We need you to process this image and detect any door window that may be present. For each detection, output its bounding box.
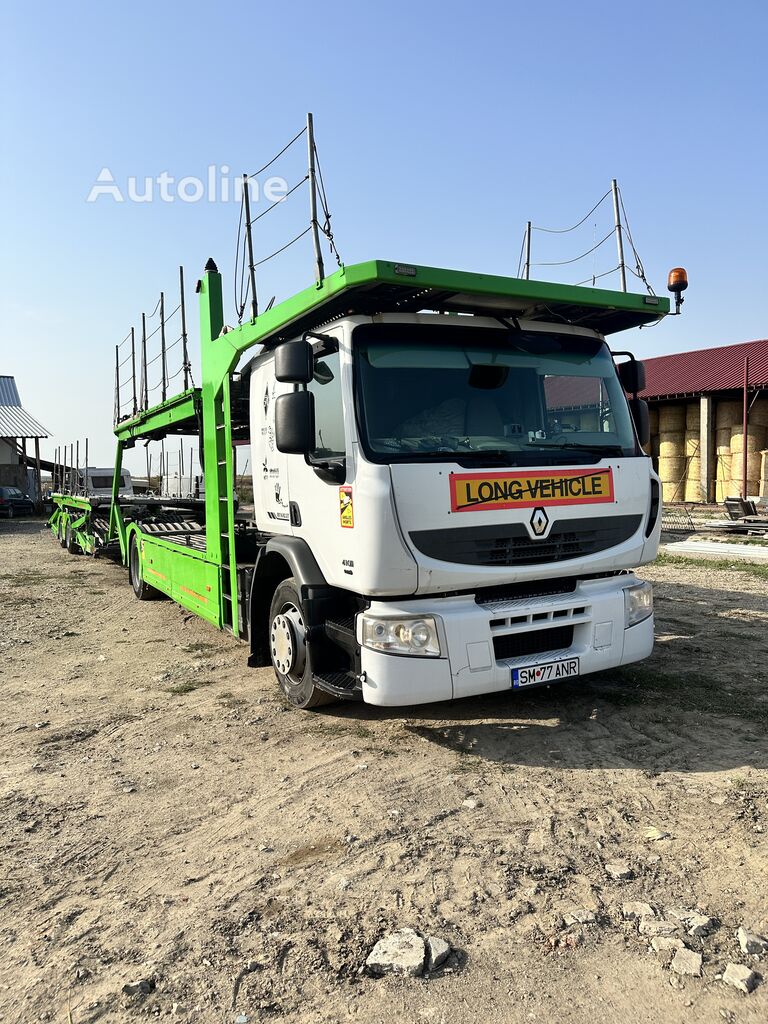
[307,344,345,459]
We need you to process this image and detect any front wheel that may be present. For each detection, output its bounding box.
[57,517,67,547]
[6,506,13,520]
[129,535,158,600]
[268,578,333,709]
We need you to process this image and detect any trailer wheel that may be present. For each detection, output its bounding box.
[57,517,67,547]
[268,578,334,709]
[65,523,79,555]
[129,536,158,600]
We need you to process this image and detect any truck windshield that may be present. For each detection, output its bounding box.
[354,324,638,465]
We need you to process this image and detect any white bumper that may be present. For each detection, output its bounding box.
[359,573,653,707]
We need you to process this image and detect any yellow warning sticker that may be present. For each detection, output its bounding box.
[450,468,614,512]
[339,485,354,528]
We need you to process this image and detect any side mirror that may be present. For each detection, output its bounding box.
[617,358,646,395]
[275,391,314,454]
[629,397,650,448]
[275,340,313,384]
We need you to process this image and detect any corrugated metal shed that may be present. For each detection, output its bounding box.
[640,338,768,400]
[0,375,49,438]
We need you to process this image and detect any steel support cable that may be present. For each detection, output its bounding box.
[574,264,621,287]
[618,186,655,295]
[531,228,614,267]
[244,126,307,182]
[532,190,611,233]
[253,226,312,268]
[234,194,246,321]
[117,330,132,348]
[118,352,133,368]
[313,142,343,267]
[143,304,181,344]
[248,175,309,226]
[515,230,527,278]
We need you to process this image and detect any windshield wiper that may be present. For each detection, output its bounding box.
[525,441,626,456]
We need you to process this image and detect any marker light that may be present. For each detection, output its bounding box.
[667,267,688,293]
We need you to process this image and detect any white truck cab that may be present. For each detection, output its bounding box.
[249,309,660,708]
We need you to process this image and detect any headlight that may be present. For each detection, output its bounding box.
[361,615,441,657]
[624,581,653,628]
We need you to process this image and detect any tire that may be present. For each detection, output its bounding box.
[268,577,333,709]
[7,507,13,520]
[129,535,158,600]
[57,518,67,547]
[65,523,79,555]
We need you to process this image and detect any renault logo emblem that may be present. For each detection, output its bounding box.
[530,506,549,537]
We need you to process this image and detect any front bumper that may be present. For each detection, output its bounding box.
[359,573,653,706]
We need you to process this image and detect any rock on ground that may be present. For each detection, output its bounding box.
[723,962,760,994]
[686,913,716,938]
[622,901,656,922]
[670,947,702,977]
[639,918,678,937]
[605,860,633,881]
[651,937,685,954]
[426,935,451,972]
[366,929,426,978]
[563,909,596,926]
[737,926,768,955]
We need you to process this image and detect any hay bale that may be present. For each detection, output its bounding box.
[751,399,768,427]
[731,424,768,454]
[685,402,700,430]
[684,477,702,503]
[659,432,685,459]
[662,478,686,502]
[659,405,685,433]
[716,426,732,454]
[658,456,687,488]
[684,432,700,458]
[716,400,743,429]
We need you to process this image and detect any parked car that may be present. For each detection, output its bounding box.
[0,486,35,518]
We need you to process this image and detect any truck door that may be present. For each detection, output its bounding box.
[251,360,294,533]
[287,336,351,581]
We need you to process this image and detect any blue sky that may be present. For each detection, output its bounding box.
[2,0,767,467]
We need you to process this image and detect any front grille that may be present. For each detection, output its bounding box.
[493,625,574,661]
[410,515,641,567]
[475,577,578,605]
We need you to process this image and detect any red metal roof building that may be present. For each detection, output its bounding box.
[640,338,768,400]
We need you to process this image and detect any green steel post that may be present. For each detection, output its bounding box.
[198,260,239,635]
[109,439,127,559]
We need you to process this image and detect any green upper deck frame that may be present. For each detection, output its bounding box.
[199,258,670,389]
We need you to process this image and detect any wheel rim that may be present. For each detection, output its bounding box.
[130,543,140,591]
[270,603,306,683]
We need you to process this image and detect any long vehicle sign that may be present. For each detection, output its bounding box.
[450,468,614,512]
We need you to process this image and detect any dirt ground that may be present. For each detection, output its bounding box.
[1,519,767,1024]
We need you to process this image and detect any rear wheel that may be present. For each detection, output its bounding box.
[7,506,13,520]
[268,578,333,709]
[129,535,158,600]
[65,523,79,554]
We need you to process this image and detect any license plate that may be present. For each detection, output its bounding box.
[512,657,580,688]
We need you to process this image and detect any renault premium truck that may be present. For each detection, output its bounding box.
[51,258,683,709]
